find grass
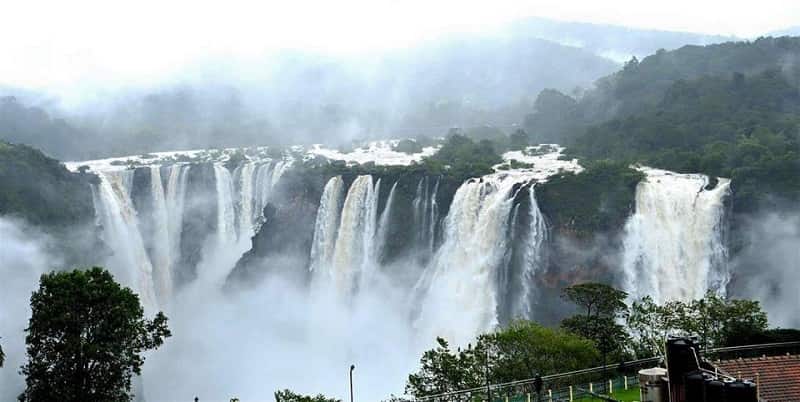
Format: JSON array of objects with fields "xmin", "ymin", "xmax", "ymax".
[{"xmin": 573, "ymin": 385, "xmax": 640, "ymax": 402}]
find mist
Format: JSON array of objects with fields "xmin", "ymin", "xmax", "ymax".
[
  {"xmin": 730, "ymin": 211, "xmax": 800, "ymax": 328},
  {"xmin": 143, "ymin": 256, "xmax": 421, "ymax": 401},
  {"xmin": 0, "ymin": 218, "xmax": 53, "ymax": 400}
]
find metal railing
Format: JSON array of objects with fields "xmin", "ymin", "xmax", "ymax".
[{"xmin": 415, "ymin": 341, "xmax": 800, "ymax": 401}]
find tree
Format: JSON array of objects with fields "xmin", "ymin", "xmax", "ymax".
[
  {"xmin": 406, "ymin": 321, "xmax": 600, "ymax": 398},
  {"xmin": 274, "ymin": 389, "xmax": 341, "ymax": 402},
  {"xmin": 508, "ymin": 129, "xmax": 531, "ymax": 151},
  {"xmin": 626, "ymin": 292, "xmax": 770, "ymax": 356},
  {"xmin": 0, "ymin": 338, "xmax": 4, "ymax": 367},
  {"xmin": 405, "ymin": 337, "xmax": 482, "ymax": 397},
  {"xmin": 19, "ymin": 267, "xmax": 171, "ymax": 402},
  {"xmin": 481, "ymin": 320, "xmax": 599, "ymax": 384},
  {"xmin": 560, "ymin": 283, "xmax": 630, "ymax": 392}
]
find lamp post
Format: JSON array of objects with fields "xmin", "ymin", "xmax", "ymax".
[{"xmin": 350, "ymin": 364, "xmax": 355, "ymax": 402}]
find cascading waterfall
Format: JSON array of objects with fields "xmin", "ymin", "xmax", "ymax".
[
  {"xmin": 414, "ymin": 175, "xmax": 522, "ymax": 346},
  {"xmin": 518, "ymin": 186, "xmax": 547, "ymax": 318},
  {"xmin": 92, "ymin": 171, "xmax": 158, "ymax": 312},
  {"xmin": 622, "ymin": 168, "xmax": 731, "ymax": 303},
  {"xmin": 375, "ymin": 181, "xmax": 398, "ymax": 263},
  {"xmin": 148, "ymin": 166, "xmax": 172, "ymax": 305},
  {"xmin": 309, "ymin": 176, "xmax": 345, "ymax": 277},
  {"xmin": 253, "ymin": 162, "xmax": 275, "ymax": 224},
  {"xmin": 213, "ymin": 164, "xmax": 237, "ymax": 246},
  {"xmin": 165, "ymin": 164, "xmax": 190, "ymax": 282},
  {"xmin": 412, "ymin": 177, "xmax": 440, "ymax": 256},
  {"xmin": 235, "ymin": 162, "xmax": 256, "ymax": 241},
  {"xmin": 329, "ymin": 175, "xmax": 380, "ymax": 294}
]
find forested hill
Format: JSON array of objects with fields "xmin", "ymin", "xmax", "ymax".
[
  {"xmin": 525, "ymin": 36, "xmax": 800, "ymax": 143},
  {"xmin": 524, "ymin": 36, "xmax": 800, "ymax": 212}
]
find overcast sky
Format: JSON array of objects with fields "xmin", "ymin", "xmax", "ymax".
[{"xmin": 1, "ymin": 0, "xmax": 798, "ymax": 91}]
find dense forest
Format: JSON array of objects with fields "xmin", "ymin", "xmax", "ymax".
[{"xmin": 523, "ymin": 37, "xmax": 800, "ymax": 212}]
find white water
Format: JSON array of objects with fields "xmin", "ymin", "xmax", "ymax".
[
  {"xmin": 213, "ymin": 164, "xmax": 237, "ymax": 247},
  {"xmin": 622, "ymin": 168, "xmax": 731, "ymax": 303},
  {"xmin": 309, "ymin": 176, "xmax": 345, "ymax": 278},
  {"xmin": 236, "ymin": 162, "xmax": 256, "ymax": 241},
  {"xmin": 330, "ymin": 175, "xmax": 380, "ymax": 295},
  {"xmin": 375, "ymin": 181, "xmax": 398, "ymax": 263},
  {"xmin": 414, "ymin": 175, "xmax": 524, "ymax": 346},
  {"xmin": 165, "ymin": 164, "xmax": 190, "ymax": 283},
  {"xmin": 518, "ymin": 186, "xmax": 548, "ymax": 318},
  {"xmin": 92, "ymin": 171, "xmax": 158, "ymax": 312},
  {"xmin": 149, "ymin": 166, "xmax": 173, "ymax": 306}
]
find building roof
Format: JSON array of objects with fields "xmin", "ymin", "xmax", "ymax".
[{"xmin": 715, "ymin": 354, "xmax": 800, "ymax": 402}]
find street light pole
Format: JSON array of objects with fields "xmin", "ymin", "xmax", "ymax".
[{"xmin": 350, "ymin": 364, "xmax": 355, "ymax": 402}]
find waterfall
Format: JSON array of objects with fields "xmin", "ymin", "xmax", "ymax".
[
  {"xmin": 165, "ymin": 164, "xmax": 190, "ymax": 284},
  {"xmin": 252, "ymin": 162, "xmax": 274, "ymax": 224},
  {"xmin": 428, "ymin": 178, "xmax": 440, "ymax": 253},
  {"xmin": 236, "ymin": 162, "xmax": 256, "ymax": 241},
  {"xmin": 375, "ymin": 181, "xmax": 398, "ymax": 263},
  {"xmin": 518, "ymin": 186, "xmax": 547, "ymax": 318},
  {"xmin": 622, "ymin": 168, "xmax": 731, "ymax": 303},
  {"xmin": 149, "ymin": 166, "xmax": 172, "ymax": 305},
  {"xmin": 414, "ymin": 176, "xmax": 521, "ymax": 346},
  {"xmin": 93, "ymin": 171, "xmax": 158, "ymax": 312},
  {"xmin": 329, "ymin": 175, "xmax": 380, "ymax": 295},
  {"xmin": 213, "ymin": 164, "xmax": 237, "ymax": 246},
  {"xmin": 412, "ymin": 177, "xmax": 439, "ymax": 256},
  {"xmin": 309, "ymin": 176, "xmax": 345, "ymax": 276}
]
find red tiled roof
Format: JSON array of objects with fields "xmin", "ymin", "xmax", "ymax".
[{"xmin": 715, "ymin": 354, "xmax": 800, "ymax": 402}]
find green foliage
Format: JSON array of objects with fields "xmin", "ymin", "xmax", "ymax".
[
  {"xmin": 406, "ymin": 321, "xmax": 599, "ymax": 397},
  {"xmin": 560, "ymin": 283, "xmax": 630, "ymax": 362},
  {"xmin": 627, "ymin": 292, "xmax": 769, "ymax": 357},
  {"xmin": 423, "ymin": 134, "xmax": 503, "ymax": 181},
  {"xmin": 274, "ymin": 389, "xmax": 341, "ymax": 402},
  {"xmin": 482, "ymin": 320, "xmax": 599, "ymax": 384},
  {"xmin": 508, "ymin": 129, "xmax": 531, "ymax": 151},
  {"xmin": 392, "ymin": 139, "xmax": 424, "ymax": 154},
  {"xmin": 19, "ymin": 268, "xmax": 171, "ymax": 402},
  {"xmin": 406, "ymin": 337, "xmax": 483, "ymax": 397},
  {"xmin": 0, "ymin": 141, "xmax": 96, "ymax": 228},
  {"xmin": 536, "ymin": 161, "xmax": 644, "ymax": 237}
]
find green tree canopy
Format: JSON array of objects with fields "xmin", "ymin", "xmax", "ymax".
[
  {"xmin": 406, "ymin": 321, "xmax": 599, "ymax": 397},
  {"xmin": 627, "ymin": 292, "xmax": 769, "ymax": 357},
  {"xmin": 19, "ymin": 267, "xmax": 171, "ymax": 402},
  {"xmin": 560, "ymin": 283, "xmax": 631, "ymax": 362},
  {"xmin": 274, "ymin": 389, "xmax": 341, "ymax": 402}
]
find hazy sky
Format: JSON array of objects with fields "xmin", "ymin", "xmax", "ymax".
[{"xmin": 1, "ymin": 0, "xmax": 798, "ymax": 91}]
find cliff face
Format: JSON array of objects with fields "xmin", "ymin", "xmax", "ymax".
[
  {"xmin": 224, "ymin": 166, "xmax": 463, "ymax": 289},
  {"xmin": 0, "ymin": 141, "xmax": 102, "ymax": 268}
]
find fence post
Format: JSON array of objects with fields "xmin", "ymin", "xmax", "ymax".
[
  {"xmin": 609, "ymin": 379, "xmax": 613, "ymax": 394},
  {"xmin": 589, "ymin": 382, "xmax": 593, "ymax": 393},
  {"xmin": 548, "ymin": 389, "xmax": 552, "ymax": 402},
  {"xmin": 624, "ymin": 375, "xmax": 628, "ymax": 390},
  {"xmin": 569, "ymin": 385, "xmax": 573, "ymax": 401},
  {"xmin": 526, "ymin": 393, "xmax": 531, "ymax": 402},
  {"xmin": 505, "ymin": 397, "xmax": 509, "ymax": 402}
]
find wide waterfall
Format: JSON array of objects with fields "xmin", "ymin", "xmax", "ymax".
[
  {"xmin": 92, "ymin": 170, "xmax": 159, "ymax": 312},
  {"xmin": 309, "ymin": 176, "xmax": 345, "ymax": 278},
  {"xmin": 622, "ymin": 167, "xmax": 731, "ymax": 303},
  {"xmin": 85, "ymin": 158, "xmax": 286, "ymax": 310},
  {"xmin": 414, "ymin": 175, "xmax": 526, "ymax": 346},
  {"xmin": 328, "ymin": 175, "xmax": 380, "ymax": 294}
]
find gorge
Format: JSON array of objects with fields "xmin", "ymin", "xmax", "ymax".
[{"xmin": 29, "ymin": 140, "xmax": 732, "ymax": 400}]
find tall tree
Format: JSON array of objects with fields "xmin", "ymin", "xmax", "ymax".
[
  {"xmin": 19, "ymin": 267, "xmax": 171, "ymax": 402},
  {"xmin": 560, "ymin": 282, "xmax": 630, "ymax": 384}
]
